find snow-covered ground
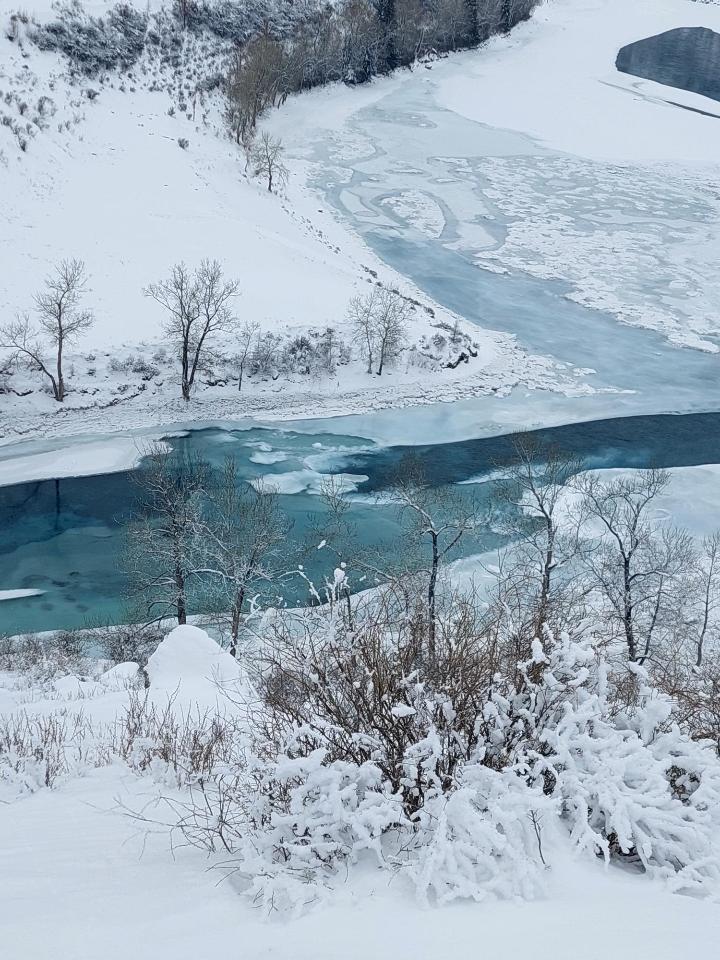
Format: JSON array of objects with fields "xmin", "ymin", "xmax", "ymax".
[
  {"xmin": 4, "ymin": 0, "xmax": 720, "ymax": 455},
  {"xmin": 3, "ymin": 624, "xmax": 720, "ymax": 960}
]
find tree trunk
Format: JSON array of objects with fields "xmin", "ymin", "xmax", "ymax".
[
  {"xmin": 376, "ymin": 347, "xmax": 385, "ymax": 376},
  {"xmin": 175, "ymin": 563, "xmax": 187, "ymax": 625},
  {"xmin": 56, "ymin": 338, "xmax": 65, "ymax": 402},
  {"xmin": 623, "ymin": 558, "xmax": 636, "ymax": 661},
  {"xmin": 229, "ymin": 606, "xmax": 240, "ymax": 658},
  {"xmin": 181, "ymin": 337, "xmax": 191, "ymax": 400},
  {"xmin": 427, "ymin": 532, "xmax": 439, "ymax": 662},
  {"xmin": 229, "ymin": 585, "xmax": 246, "ymax": 658}
]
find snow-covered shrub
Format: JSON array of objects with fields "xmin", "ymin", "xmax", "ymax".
[
  {"xmin": 516, "ymin": 639, "xmax": 720, "ymax": 894},
  {"xmin": 0, "ymin": 708, "xmax": 94, "ymax": 792},
  {"xmin": 32, "ymin": 2, "xmax": 149, "ymax": 76},
  {"xmin": 407, "ymin": 765, "xmax": 551, "ymax": 905},
  {"xmin": 0, "ymin": 629, "xmax": 93, "ymax": 681},
  {"xmin": 179, "ymin": 0, "xmax": 265, "ymax": 44},
  {"xmin": 113, "ymin": 688, "xmax": 239, "ymax": 785},
  {"xmin": 252, "ymin": 586, "xmax": 497, "ymax": 817}
]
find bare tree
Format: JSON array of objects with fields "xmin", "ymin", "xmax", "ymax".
[
  {"xmin": 692, "ymin": 532, "xmax": 720, "ymax": 669},
  {"xmin": 391, "ymin": 458, "xmax": 480, "ymax": 661},
  {"xmin": 250, "ymin": 131, "xmax": 289, "ymax": 193},
  {"xmin": 0, "ymin": 259, "xmax": 94, "ymax": 401},
  {"xmin": 203, "ymin": 461, "xmax": 288, "ymax": 657},
  {"xmin": 126, "ymin": 445, "xmax": 209, "ymax": 625},
  {"xmin": 494, "ymin": 437, "xmax": 584, "ymax": 640},
  {"xmin": 144, "ymin": 260, "xmax": 239, "ymax": 401},
  {"xmin": 577, "ymin": 469, "xmax": 694, "ymax": 664},
  {"xmin": 347, "ymin": 287, "xmax": 380, "ymax": 374},
  {"xmin": 227, "ymin": 33, "xmax": 287, "ymax": 143},
  {"xmin": 374, "ymin": 289, "xmax": 410, "ymax": 375},
  {"xmin": 236, "ymin": 320, "xmax": 260, "ymax": 393},
  {"xmin": 347, "ymin": 287, "xmax": 410, "ymax": 375}
]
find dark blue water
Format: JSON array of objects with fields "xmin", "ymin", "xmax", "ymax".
[
  {"xmin": 617, "ymin": 28, "xmax": 720, "ymax": 103},
  {"xmin": 345, "ymin": 411, "xmax": 720, "ymax": 489},
  {"xmin": 2, "ymin": 412, "xmax": 720, "ymax": 636}
]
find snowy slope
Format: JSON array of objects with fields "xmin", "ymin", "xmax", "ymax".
[
  {"xmin": 0, "ymin": 20, "xmax": 378, "ymax": 348},
  {"xmin": 0, "ymin": 5, "xmax": 575, "ymax": 445}
]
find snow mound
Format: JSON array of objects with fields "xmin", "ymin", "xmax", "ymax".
[
  {"xmin": 146, "ymin": 625, "xmax": 243, "ymax": 710},
  {"xmin": 100, "ymin": 662, "xmax": 140, "ymax": 687}
]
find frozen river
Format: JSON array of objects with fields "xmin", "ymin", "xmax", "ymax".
[
  {"xmin": 3, "ymin": 59, "xmax": 720, "ymax": 634},
  {"xmin": 287, "ymin": 67, "xmax": 720, "ymax": 439}
]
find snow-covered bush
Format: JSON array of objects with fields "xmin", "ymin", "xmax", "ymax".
[
  {"xmin": 112, "ymin": 687, "xmax": 239, "ymax": 785},
  {"xmin": 407, "ymin": 765, "xmax": 551, "ymax": 905},
  {"xmin": 0, "ymin": 708, "xmax": 94, "ymax": 791},
  {"xmin": 541, "ymin": 680, "xmax": 720, "ymax": 890},
  {"xmin": 32, "ymin": 2, "xmax": 149, "ymax": 76},
  {"xmin": 0, "ymin": 629, "xmax": 93, "ymax": 681},
  {"xmin": 179, "ymin": 597, "xmax": 720, "ymax": 911}
]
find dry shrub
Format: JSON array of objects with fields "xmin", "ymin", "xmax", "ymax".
[
  {"xmin": 0, "ymin": 630, "xmax": 93, "ymax": 682},
  {"xmin": 251, "ymin": 583, "xmax": 506, "ymax": 816},
  {"xmin": 112, "ymin": 688, "xmax": 239, "ymax": 783},
  {"xmin": 0, "ymin": 708, "xmax": 94, "ymax": 789}
]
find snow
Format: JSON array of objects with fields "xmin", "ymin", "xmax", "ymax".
[
  {"xmin": 0, "ymin": 11, "xmax": 557, "ymax": 449},
  {"xmin": 0, "ymin": 435, "xmax": 170, "ymax": 486},
  {"xmin": 250, "ymin": 468, "xmax": 369, "ymax": 495},
  {"xmin": 438, "ymin": 0, "xmax": 720, "ymax": 165},
  {"xmin": 574, "ymin": 463, "xmax": 720, "ymax": 539},
  {"xmin": 2, "ymin": 622, "xmax": 720, "ymax": 957},
  {"xmin": 2, "ymin": 771, "xmax": 719, "ymax": 960},
  {"xmin": 0, "ymin": 588, "xmax": 45, "ymax": 601},
  {"xmin": 146, "ymin": 624, "xmax": 244, "ymax": 709}
]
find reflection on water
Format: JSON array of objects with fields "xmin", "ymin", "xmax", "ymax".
[{"xmin": 617, "ymin": 28, "xmax": 720, "ymax": 103}]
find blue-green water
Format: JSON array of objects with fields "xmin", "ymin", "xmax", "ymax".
[{"xmin": 2, "ymin": 412, "xmax": 720, "ymax": 635}]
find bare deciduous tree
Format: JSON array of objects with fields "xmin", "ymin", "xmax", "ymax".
[
  {"xmin": 126, "ymin": 445, "xmax": 209, "ymax": 625},
  {"xmin": 494, "ymin": 437, "xmax": 584, "ymax": 640},
  {"xmin": 1, "ymin": 258, "xmax": 94, "ymax": 401},
  {"xmin": 203, "ymin": 461, "xmax": 288, "ymax": 657},
  {"xmin": 692, "ymin": 532, "xmax": 720, "ymax": 669},
  {"xmin": 577, "ymin": 469, "xmax": 694, "ymax": 664},
  {"xmin": 227, "ymin": 33, "xmax": 287, "ymax": 143},
  {"xmin": 348, "ymin": 287, "xmax": 379, "ymax": 374},
  {"xmin": 391, "ymin": 458, "xmax": 480, "ymax": 661},
  {"xmin": 249, "ymin": 131, "xmax": 289, "ymax": 193},
  {"xmin": 347, "ymin": 286, "xmax": 410, "ymax": 375},
  {"xmin": 236, "ymin": 320, "xmax": 260, "ymax": 393},
  {"xmin": 144, "ymin": 260, "xmax": 239, "ymax": 401},
  {"xmin": 374, "ymin": 289, "xmax": 410, "ymax": 375}
]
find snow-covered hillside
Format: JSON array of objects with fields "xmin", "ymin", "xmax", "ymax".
[{"xmin": 0, "ymin": 1, "xmax": 564, "ymax": 443}]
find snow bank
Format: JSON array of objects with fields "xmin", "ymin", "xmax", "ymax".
[
  {"xmin": 0, "ymin": 589, "xmax": 45, "ymax": 601},
  {"xmin": 0, "ymin": 437, "xmax": 168, "ymax": 487},
  {"xmin": 146, "ymin": 625, "xmax": 243, "ymax": 710}
]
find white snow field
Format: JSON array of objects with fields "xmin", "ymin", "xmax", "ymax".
[{"xmin": 2, "ymin": 624, "xmax": 720, "ymax": 960}]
